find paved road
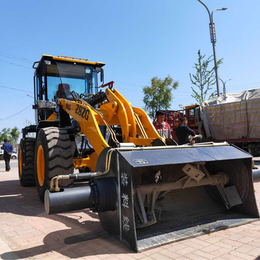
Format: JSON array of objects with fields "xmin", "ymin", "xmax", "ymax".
[
  {"xmin": 0, "ymin": 159, "xmax": 19, "ymax": 171},
  {"xmin": 0, "ymin": 160, "xmax": 260, "ymax": 260}
]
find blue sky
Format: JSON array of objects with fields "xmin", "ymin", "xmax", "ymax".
[{"xmin": 0, "ymin": 0, "xmax": 259, "ymax": 134}]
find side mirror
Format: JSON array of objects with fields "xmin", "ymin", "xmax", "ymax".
[
  {"xmin": 100, "ymin": 68, "xmax": 104, "ymax": 83},
  {"xmin": 96, "ymin": 67, "xmax": 104, "ymax": 83},
  {"xmin": 41, "ymin": 61, "xmax": 47, "ymax": 76}
]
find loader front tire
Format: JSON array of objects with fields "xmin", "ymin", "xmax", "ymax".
[
  {"xmin": 18, "ymin": 138, "xmax": 36, "ymax": 187},
  {"xmin": 35, "ymin": 127, "xmax": 74, "ymax": 202}
]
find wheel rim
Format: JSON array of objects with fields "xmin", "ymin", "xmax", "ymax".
[
  {"xmin": 37, "ymin": 145, "xmax": 45, "ymax": 186},
  {"xmin": 19, "ymin": 149, "xmax": 22, "ymax": 176}
]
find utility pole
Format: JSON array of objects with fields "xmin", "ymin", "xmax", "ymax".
[
  {"xmin": 219, "ymin": 78, "xmax": 231, "ymax": 95},
  {"xmin": 197, "ymin": 0, "xmax": 227, "ymax": 96}
]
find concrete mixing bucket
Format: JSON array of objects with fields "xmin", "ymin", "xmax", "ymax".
[{"xmin": 96, "ymin": 143, "xmax": 259, "ymax": 252}]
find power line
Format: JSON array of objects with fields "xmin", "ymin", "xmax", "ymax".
[
  {"xmin": 0, "ymin": 104, "xmax": 32, "ymax": 121},
  {"xmin": 0, "ymin": 59, "xmax": 32, "ymax": 69},
  {"xmin": 0, "ymin": 85, "xmax": 33, "ymax": 94},
  {"xmin": 0, "ymin": 52, "xmax": 34, "ymax": 63},
  {"xmin": 228, "ymin": 82, "xmax": 260, "ymax": 89}
]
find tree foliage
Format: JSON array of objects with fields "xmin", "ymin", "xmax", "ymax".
[
  {"xmin": 189, "ymin": 50, "xmax": 223, "ymax": 104},
  {"xmin": 10, "ymin": 127, "xmax": 20, "ymax": 144},
  {"xmin": 0, "ymin": 127, "xmax": 20, "ymax": 145},
  {"xmin": 143, "ymin": 75, "xmax": 179, "ymax": 118}
]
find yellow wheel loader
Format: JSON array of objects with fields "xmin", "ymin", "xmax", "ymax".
[{"xmin": 19, "ymin": 55, "xmax": 260, "ymax": 252}]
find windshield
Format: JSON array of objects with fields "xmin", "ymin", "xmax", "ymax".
[{"xmin": 46, "ymin": 61, "xmax": 99, "ymax": 101}]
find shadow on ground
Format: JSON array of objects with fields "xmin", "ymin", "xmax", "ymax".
[{"xmin": 0, "ymin": 179, "xmax": 130, "ymax": 259}]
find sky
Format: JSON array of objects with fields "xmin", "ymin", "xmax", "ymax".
[{"xmin": 0, "ymin": 0, "xmax": 259, "ymax": 135}]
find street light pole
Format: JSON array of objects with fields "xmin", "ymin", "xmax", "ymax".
[
  {"xmin": 219, "ymin": 78, "xmax": 231, "ymax": 95},
  {"xmin": 197, "ymin": 0, "xmax": 227, "ymax": 97}
]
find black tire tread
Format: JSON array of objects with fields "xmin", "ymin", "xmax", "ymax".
[
  {"xmin": 19, "ymin": 138, "xmax": 36, "ymax": 187},
  {"xmin": 35, "ymin": 127, "xmax": 74, "ymax": 202}
]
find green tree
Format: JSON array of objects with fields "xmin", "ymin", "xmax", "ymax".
[
  {"xmin": 189, "ymin": 50, "xmax": 223, "ymax": 104},
  {"xmin": 0, "ymin": 127, "xmax": 20, "ymax": 145},
  {"xmin": 178, "ymin": 104, "xmax": 185, "ymax": 110},
  {"xmin": 143, "ymin": 75, "xmax": 179, "ymax": 118},
  {"xmin": 0, "ymin": 128, "xmax": 9, "ymax": 143},
  {"xmin": 10, "ymin": 127, "xmax": 20, "ymax": 144}
]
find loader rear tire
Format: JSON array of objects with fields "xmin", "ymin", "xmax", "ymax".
[
  {"xmin": 18, "ymin": 138, "xmax": 36, "ymax": 187},
  {"xmin": 35, "ymin": 127, "xmax": 74, "ymax": 202}
]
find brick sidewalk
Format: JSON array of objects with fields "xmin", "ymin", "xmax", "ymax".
[{"xmin": 0, "ymin": 161, "xmax": 260, "ymax": 260}]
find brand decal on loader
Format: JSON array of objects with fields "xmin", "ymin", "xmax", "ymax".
[
  {"xmin": 133, "ymin": 158, "xmax": 148, "ymax": 164},
  {"xmin": 75, "ymin": 104, "xmax": 90, "ymax": 120}
]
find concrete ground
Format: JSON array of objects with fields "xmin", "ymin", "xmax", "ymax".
[{"xmin": 0, "ymin": 159, "xmax": 260, "ymax": 260}]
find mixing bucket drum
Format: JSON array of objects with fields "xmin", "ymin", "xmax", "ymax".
[{"xmin": 96, "ymin": 144, "xmax": 259, "ymax": 252}]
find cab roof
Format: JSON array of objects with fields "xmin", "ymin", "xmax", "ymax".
[{"xmin": 33, "ymin": 54, "xmax": 105, "ymax": 70}]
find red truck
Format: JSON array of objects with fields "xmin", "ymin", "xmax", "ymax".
[{"xmin": 164, "ymin": 104, "xmax": 200, "ymax": 142}]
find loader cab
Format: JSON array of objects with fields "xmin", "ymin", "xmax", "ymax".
[{"xmin": 33, "ymin": 55, "xmax": 105, "ymax": 124}]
